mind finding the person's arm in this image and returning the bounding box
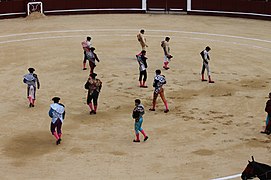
[94,53,100,62]
[62,111,66,120]
[163,44,169,56]
[99,81,102,91]
[84,81,90,90]
[265,101,271,114]
[49,108,54,118]
[141,35,148,47]
[35,74,40,89]
[153,79,158,87]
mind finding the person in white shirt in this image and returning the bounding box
[49,97,65,145]
[200,46,214,83]
[161,37,173,70]
[81,36,92,70]
[23,67,40,107]
[136,50,148,88]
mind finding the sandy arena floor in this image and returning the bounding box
[0,13,271,180]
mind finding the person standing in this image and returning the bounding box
[200,46,214,83]
[137,50,148,88]
[261,92,271,135]
[161,37,172,70]
[49,97,65,145]
[84,73,102,114]
[132,99,148,142]
[136,29,148,56]
[86,47,100,74]
[23,67,40,107]
[149,69,169,113]
[81,36,92,70]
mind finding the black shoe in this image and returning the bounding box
[164,109,169,113]
[144,136,149,142]
[133,139,140,143]
[29,103,32,108]
[83,68,87,70]
[93,111,96,114]
[56,139,61,145]
[89,110,94,115]
[149,108,155,111]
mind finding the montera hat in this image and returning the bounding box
[28,67,35,72]
[90,73,97,78]
[52,97,60,103]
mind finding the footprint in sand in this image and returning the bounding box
[192,149,214,156]
[110,151,127,156]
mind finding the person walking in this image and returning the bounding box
[84,73,102,114]
[49,97,65,145]
[86,47,100,74]
[132,99,148,142]
[23,67,40,107]
[137,50,148,88]
[149,69,169,113]
[200,46,214,83]
[81,36,92,70]
[136,29,148,56]
[261,92,271,135]
[161,37,173,70]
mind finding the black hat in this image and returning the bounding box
[89,73,97,78]
[155,69,161,74]
[28,68,35,72]
[52,97,60,103]
[89,47,95,51]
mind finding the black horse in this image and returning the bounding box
[241,156,271,180]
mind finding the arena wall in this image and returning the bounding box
[0,0,271,19]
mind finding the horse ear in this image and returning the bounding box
[248,160,251,163]
[252,156,254,161]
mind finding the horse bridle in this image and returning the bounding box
[257,169,271,179]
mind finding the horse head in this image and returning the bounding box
[241,156,271,180]
[241,157,256,180]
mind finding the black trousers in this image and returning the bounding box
[139,70,147,81]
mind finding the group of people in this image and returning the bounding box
[22,30,270,146]
[81,36,103,115]
[133,29,218,143]
[23,68,65,145]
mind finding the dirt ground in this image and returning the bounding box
[0,13,271,180]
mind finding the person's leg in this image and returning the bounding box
[134,120,141,142]
[32,86,36,107]
[51,122,59,141]
[27,86,32,107]
[205,63,214,83]
[83,51,87,70]
[139,71,143,87]
[163,56,169,70]
[201,63,207,81]
[89,62,95,74]
[93,92,99,114]
[56,119,62,144]
[87,94,94,114]
[142,70,148,88]
[149,92,158,111]
[265,115,271,134]
[160,88,169,113]
[137,118,148,141]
